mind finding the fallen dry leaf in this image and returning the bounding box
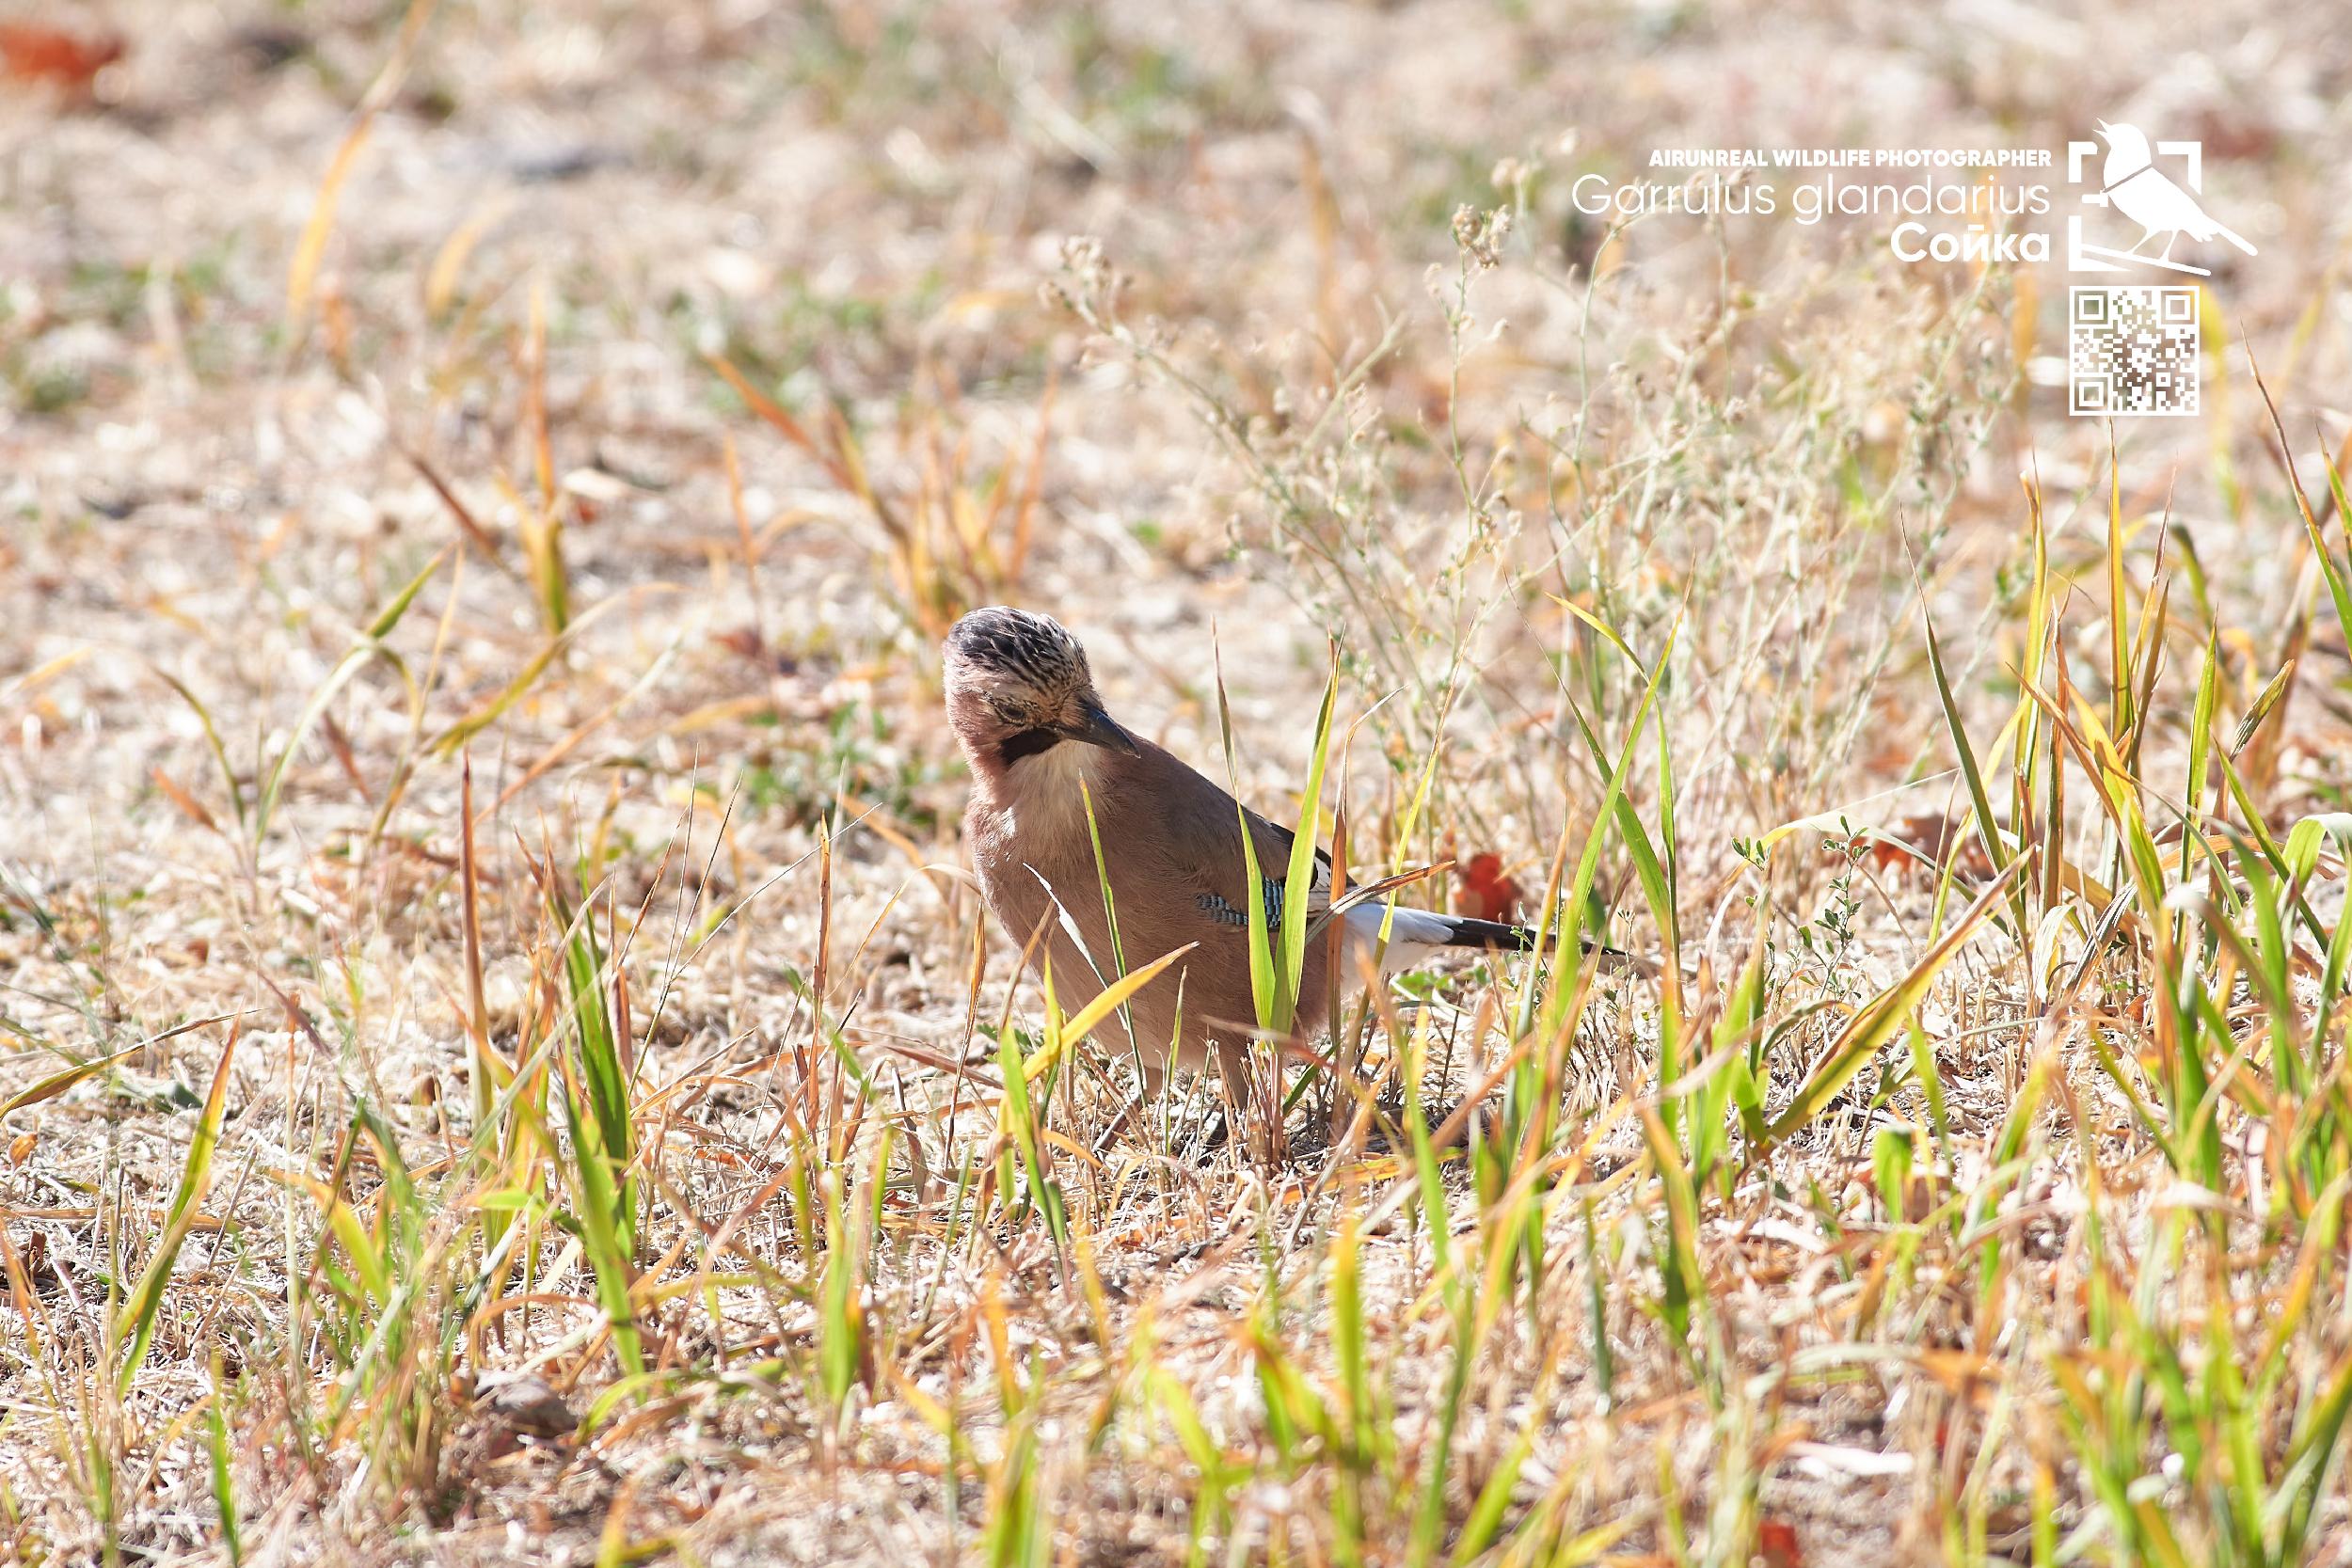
[1866,812,1993,879]
[1451,850,1523,923]
[0,22,124,91]
[1758,1515,1804,1568]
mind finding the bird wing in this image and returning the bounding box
[1238,809,1527,955]
[1185,808,1329,932]
[1103,739,1539,961]
[1209,813,1519,979]
[1091,740,1315,938]
[1250,812,1333,915]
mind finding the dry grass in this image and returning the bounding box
[6,0,2352,1563]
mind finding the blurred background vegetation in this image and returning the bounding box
[2,1,2349,1563]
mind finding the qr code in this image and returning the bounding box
[2070,286,2199,417]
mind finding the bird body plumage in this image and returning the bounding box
[963,729,1335,1070]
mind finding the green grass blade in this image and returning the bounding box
[115,1027,238,1388]
[1279,665,1341,1029]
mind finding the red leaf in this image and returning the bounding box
[0,23,125,89]
[712,626,766,662]
[1758,1516,1804,1568]
[1867,811,1992,878]
[1452,850,1522,923]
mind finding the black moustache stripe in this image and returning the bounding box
[997,727,1063,764]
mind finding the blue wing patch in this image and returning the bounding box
[1199,881,1286,930]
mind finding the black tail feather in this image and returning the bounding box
[1438,915,1642,966]
[1438,915,1537,950]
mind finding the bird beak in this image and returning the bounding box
[1061,699,1141,755]
[2095,119,2112,139]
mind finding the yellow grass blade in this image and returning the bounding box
[1031,942,1197,1081]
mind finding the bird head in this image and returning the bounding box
[2094,120,2152,161]
[943,607,1140,764]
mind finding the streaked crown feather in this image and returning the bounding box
[945,607,1090,692]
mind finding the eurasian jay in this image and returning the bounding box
[945,606,1552,1085]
